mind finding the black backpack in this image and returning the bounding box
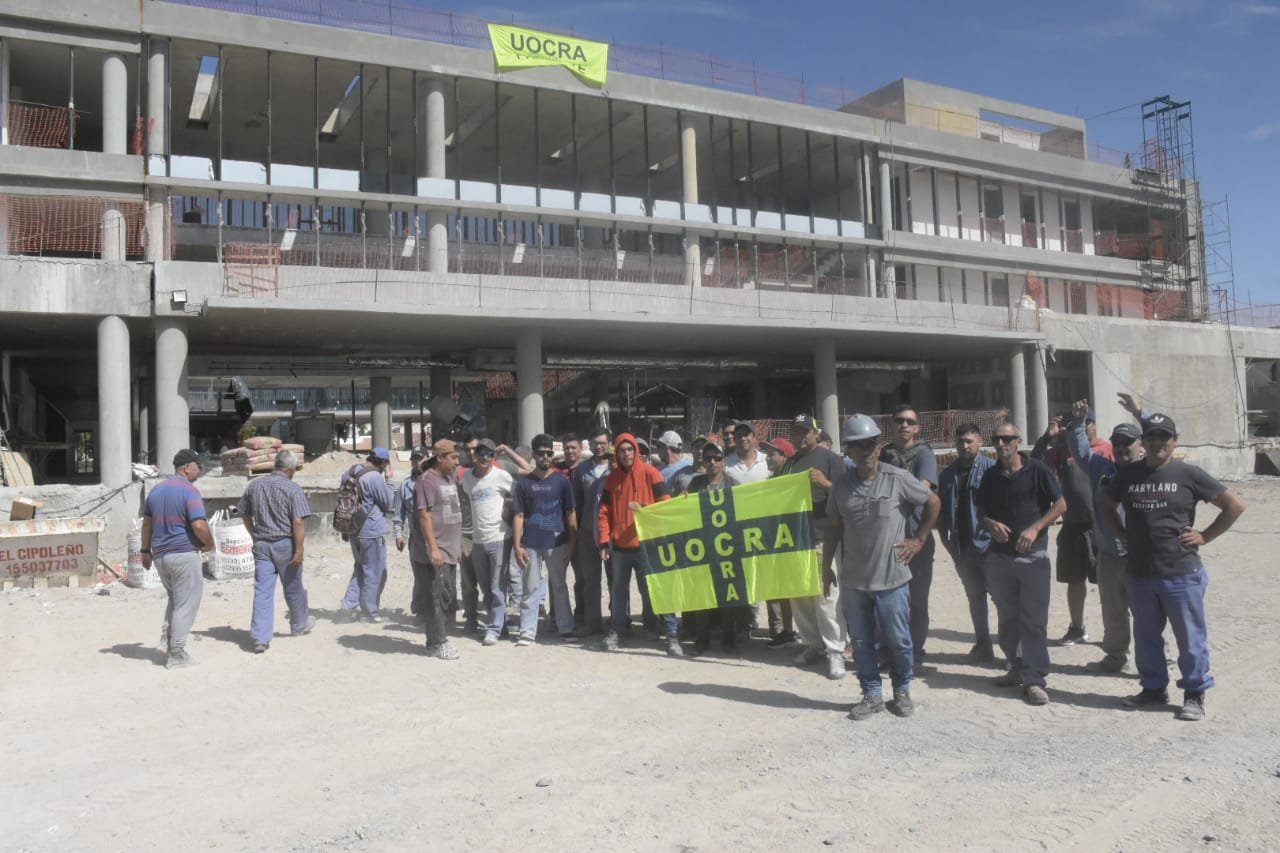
[334,465,373,536]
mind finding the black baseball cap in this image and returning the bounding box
[1110,423,1142,442]
[1142,414,1178,437]
[790,414,819,432]
[173,448,200,468]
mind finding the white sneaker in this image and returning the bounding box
[826,652,847,680]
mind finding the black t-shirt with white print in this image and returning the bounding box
[1105,459,1226,577]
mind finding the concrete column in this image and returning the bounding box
[681,123,700,288]
[0,39,10,146]
[814,340,839,441]
[146,39,167,165]
[1027,344,1049,440]
[516,329,544,447]
[429,366,452,442]
[102,54,128,154]
[1006,344,1027,440]
[96,316,131,487]
[370,376,392,451]
[144,40,169,261]
[102,53,129,262]
[155,318,190,474]
[425,77,448,274]
[878,156,893,237]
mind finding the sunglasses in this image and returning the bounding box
[703,453,725,461]
[474,448,495,458]
[893,417,918,426]
[994,435,1020,444]
[533,449,556,458]
[846,439,878,451]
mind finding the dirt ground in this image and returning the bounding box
[3,477,1279,853]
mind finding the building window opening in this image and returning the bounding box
[74,430,95,475]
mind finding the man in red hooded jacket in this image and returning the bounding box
[598,432,682,656]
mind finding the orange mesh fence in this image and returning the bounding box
[224,243,281,295]
[742,409,1006,450]
[1,194,155,258]
[7,103,76,149]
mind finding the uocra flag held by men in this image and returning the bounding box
[634,473,821,615]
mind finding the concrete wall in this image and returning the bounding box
[0,257,152,316]
[1043,315,1258,477]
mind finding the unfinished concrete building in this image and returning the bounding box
[2,0,1279,521]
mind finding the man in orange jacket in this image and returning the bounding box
[598,432,682,656]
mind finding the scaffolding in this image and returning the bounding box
[1203,198,1237,322]
[1137,96,1206,321]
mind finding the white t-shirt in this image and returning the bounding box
[725,451,771,485]
[461,467,514,545]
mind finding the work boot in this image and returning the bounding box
[1177,691,1206,721]
[253,643,269,654]
[291,615,317,637]
[1023,685,1049,706]
[425,641,460,660]
[164,650,197,669]
[666,637,685,657]
[848,694,885,721]
[888,687,914,718]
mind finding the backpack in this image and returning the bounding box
[334,465,374,536]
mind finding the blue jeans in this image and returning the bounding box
[342,536,386,616]
[843,583,912,696]
[471,539,509,636]
[250,539,309,646]
[610,548,677,638]
[985,550,1051,688]
[1127,569,1214,693]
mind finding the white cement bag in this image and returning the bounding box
[125,519,159,589]
[209,510,255,581]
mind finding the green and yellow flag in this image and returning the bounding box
[487,24,609,87]
[635,473,820,615]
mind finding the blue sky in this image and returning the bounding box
[469,0,1280,310]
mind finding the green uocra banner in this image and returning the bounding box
[487,24,609,86]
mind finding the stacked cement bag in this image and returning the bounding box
[219,438,306,476]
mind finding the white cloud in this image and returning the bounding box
[1243,2,1280,14]
[1248,123,1280,142]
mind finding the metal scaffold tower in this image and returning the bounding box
[1136,96,1206,321]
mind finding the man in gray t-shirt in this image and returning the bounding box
[823,414,939,722]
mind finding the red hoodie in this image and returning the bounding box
[597,432,669,549]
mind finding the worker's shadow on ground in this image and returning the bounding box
[192,624,255,652]
[336,632,423,655]
[98,643,167,666]
[921,666,1123,711]
[658,681,848,712]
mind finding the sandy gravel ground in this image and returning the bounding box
[3,478,1279,853]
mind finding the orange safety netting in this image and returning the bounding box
[7,103,76,149]
[224,243,281,295]
[1,194,157,258]
[744,409,1007,449]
